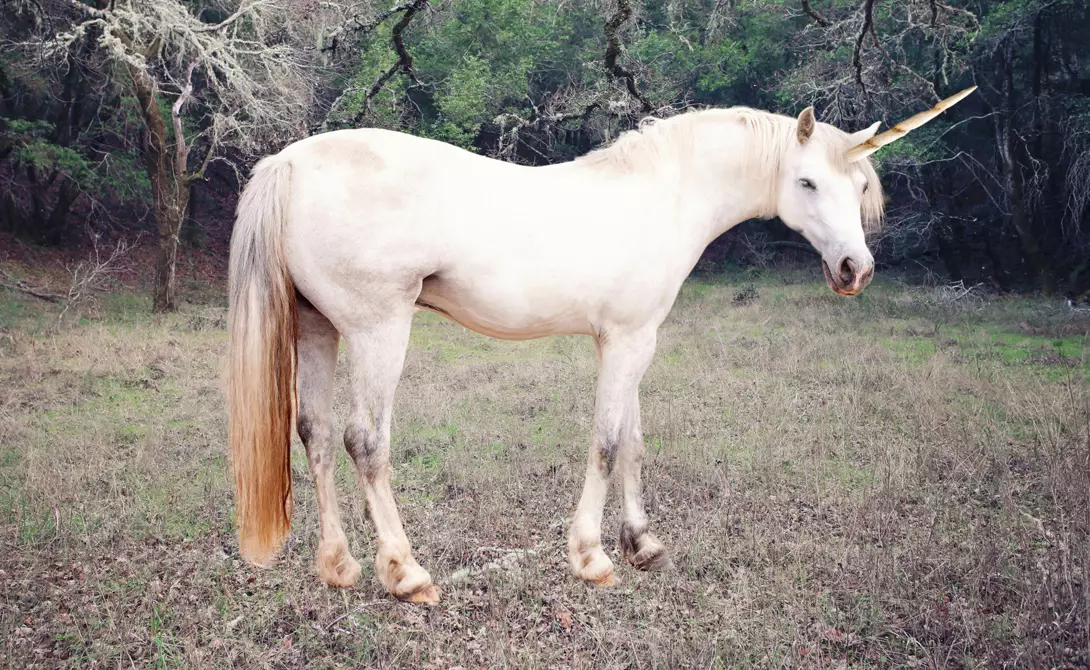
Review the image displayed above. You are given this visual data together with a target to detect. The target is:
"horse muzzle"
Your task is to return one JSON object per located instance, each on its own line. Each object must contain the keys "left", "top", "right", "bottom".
{"left": 822, "top": 255, "right": 873, "bottom": 296}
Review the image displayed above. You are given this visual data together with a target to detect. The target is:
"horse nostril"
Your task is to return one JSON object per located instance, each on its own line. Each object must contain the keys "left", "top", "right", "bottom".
{"left": 839, "top": 257, "right": 856, "bottom": 283}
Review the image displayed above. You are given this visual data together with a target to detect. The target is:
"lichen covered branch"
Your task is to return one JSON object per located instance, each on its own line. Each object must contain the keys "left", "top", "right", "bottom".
{"left": 603, "top": 0, "right": 652, "bottom": 113}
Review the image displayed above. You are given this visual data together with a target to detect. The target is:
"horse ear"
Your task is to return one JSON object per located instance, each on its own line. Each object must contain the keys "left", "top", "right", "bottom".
{"left": 797, "top": 107, "right": 816, "bottom": 144}
{"left": 847, "top": 121, "right": 882, "bottom": 147}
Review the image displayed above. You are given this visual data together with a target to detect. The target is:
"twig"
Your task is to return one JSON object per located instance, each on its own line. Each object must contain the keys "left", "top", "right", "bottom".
{"left": 325, "top": 601, "right": 385, "bottom": 630}
{"left": 0, "top": 269, "right": 63, "bottom": 303}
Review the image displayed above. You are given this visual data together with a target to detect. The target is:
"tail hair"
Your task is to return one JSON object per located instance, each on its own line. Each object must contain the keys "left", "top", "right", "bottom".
{"left": 226, "top": 155, "right": 297, "bottom": 565}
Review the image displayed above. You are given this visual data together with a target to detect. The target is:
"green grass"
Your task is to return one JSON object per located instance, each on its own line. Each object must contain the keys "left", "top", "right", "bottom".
{"left": 1, "top": 273, "right": 1088, "bottom": 668}
{"left": 0, "top": 290, "right": 54, "bottom": 334}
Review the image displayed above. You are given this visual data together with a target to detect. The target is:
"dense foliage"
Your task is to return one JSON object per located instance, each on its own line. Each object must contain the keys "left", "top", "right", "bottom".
{"left": 2, "top": 0, "right": 1089, "bottom": 300}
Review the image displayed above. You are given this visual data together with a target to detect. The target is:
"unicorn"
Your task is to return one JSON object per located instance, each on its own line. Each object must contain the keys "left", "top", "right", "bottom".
{"left": 226, "top": 87, "right": 976, "bottom": 603}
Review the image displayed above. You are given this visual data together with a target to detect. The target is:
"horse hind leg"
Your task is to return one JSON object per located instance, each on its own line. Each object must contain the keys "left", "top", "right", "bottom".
{"left": 297, "top": 299, "right": 362, "bottom": 587}
{"left": 342, "top": 303, "right": 438, "bottom": 604}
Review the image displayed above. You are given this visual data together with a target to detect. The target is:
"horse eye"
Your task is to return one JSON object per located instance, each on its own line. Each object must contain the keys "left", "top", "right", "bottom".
{"left": 863, "top": 182, "right": 870, "bottom": 195}
{"left": 799, "top": 178, "right": 816, "bottom": 191}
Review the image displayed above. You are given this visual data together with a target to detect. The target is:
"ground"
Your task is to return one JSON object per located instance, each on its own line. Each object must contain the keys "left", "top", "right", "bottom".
{"left": 0, "top": 265, "right": 1087, "bottom": 669}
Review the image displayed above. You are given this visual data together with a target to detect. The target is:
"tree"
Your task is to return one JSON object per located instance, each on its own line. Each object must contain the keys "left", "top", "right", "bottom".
{"left": 1, "top": 2, "right": 149, "bottom": 245}
{"left": 44, "top": 0, "right": 312, "bottom": 311}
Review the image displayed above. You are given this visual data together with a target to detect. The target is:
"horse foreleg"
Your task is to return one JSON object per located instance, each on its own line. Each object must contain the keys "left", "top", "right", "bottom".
{"left": 298, "top": 303, "right": 361, "bottom": 588}
{"left": 343, "top": 310, "right": 439, "bottom": 604}
{"left": 568, "top": 327, "right": 657, "bottom": 586}
{"left": 617, "top": 392, "right": 672, "bottom": 571}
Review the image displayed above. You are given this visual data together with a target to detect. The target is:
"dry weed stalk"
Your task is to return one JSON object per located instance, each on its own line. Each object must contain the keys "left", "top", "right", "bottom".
{"left": 55, "top": 234, "right": 136, "bottom": 328}
{"left": 932, "top": 279, "right": 985, "bottom": 304}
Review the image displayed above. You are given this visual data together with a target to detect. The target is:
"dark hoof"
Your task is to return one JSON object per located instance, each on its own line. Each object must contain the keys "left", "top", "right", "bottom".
{"left": 620, "top": 524, "right": 672, "bottom": 571}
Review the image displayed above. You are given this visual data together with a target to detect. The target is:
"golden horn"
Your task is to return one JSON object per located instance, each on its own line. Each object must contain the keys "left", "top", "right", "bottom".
{"left": 846, "top": 85, "right": 977, "bottom": 162}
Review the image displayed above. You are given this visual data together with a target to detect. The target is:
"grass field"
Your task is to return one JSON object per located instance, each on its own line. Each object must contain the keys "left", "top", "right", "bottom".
{"left": 1, "top": 269, "right": 1088, "bottom": 668}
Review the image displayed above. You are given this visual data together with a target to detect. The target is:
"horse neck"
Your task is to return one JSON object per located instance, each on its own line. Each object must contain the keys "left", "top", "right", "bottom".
{"left": 560, "top": 115, "right": 783, "bottom": 260}
{"left": 674, "top": 118, "right": 782, "bottom": 250}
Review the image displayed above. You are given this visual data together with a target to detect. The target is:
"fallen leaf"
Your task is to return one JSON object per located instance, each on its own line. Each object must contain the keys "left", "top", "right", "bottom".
{"left": 556, "top": 610, "right": 573, "bottom": 630}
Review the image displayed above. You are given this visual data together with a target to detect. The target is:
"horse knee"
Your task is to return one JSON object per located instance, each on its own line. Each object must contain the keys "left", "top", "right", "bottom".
{"left": 595, "top": 426, "right": 642, "bottom": 476}
{"left": 595, "top": 429, "right": 621, "bottom": 476}
{"left": 344, "top": 421, "right": 387, "bottom": 480}
{"left": 298, "top": 414, "right": 333, "bottom": 463}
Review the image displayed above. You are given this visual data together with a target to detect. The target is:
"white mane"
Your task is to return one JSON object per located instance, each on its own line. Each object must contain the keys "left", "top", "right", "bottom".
{"left": 577, "top": 107, "right": 885, "bottom": 229}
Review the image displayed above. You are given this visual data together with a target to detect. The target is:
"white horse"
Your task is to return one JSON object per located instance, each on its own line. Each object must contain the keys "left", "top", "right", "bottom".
{"left": 227, "top": 90, "right": 974, "bottom": 604}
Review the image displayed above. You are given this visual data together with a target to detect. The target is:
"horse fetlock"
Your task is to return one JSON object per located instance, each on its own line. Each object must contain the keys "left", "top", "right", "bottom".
{"left": 567, "top": 537, "right": 617, "bottom": 586}
{"left": 317, "top": 538, "right": 361, "bottom": 588}
{"left": 620, "top": 523, "right": 672, "bottom": 571}
{"left": 375, "top": 546, "right": 439, "bottom": 604}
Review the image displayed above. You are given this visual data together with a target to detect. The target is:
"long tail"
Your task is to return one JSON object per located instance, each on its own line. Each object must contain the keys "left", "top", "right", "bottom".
{"left": 226, "top": 155, "right": 297, "bottom": 566}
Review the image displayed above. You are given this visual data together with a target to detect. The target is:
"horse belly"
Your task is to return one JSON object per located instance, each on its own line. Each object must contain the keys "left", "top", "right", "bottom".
{"left": 416, "top": 270, "right": 596, "bottom": 340}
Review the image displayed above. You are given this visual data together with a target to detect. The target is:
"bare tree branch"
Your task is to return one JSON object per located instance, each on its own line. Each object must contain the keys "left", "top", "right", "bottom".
{"left": 853, "top": 0, "right": 876, "bottom": 95}
{"left": 493, "top": 94, "right": 602, "bottom": 161}
{"left": 603, "top": 0, "right": 652, "bottom": 114}
{"left": 192, "top": 1, "right": 257, "bottom": 33}
{"left": 801, "top": 0, "right": 831, "bottom": 27}
{"left": 390, "top": 0, "right": 424, "bottom": 88}
{"left": 319, "top": 1, "right": 420, "bottom": 58}
{"left": 55, "top": 234, "right": 138, "bottom": 327}
{"left": 352, "top": 0, "right": 428, "bottom": 125}
{"left": 172, "top": 61, "right": 197, "bottom": 181}
{"left": 0, "top": 268, "right": 63, "bottom": 302}
{"left": 61, "top": 0, "right": 108, "bottom": 21}
{"left": 187, "top": 128, "right": 219, "bottom": 183}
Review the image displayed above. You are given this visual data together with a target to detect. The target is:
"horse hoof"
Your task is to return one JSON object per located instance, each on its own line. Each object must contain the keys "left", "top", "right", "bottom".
{"left": 620, "top": 525, "right": 672, "bottom": 572}
{"left": 591, "top": 568, "right": 618, "bottom": 587}
{"left": 569, "top": 542, "right": 617, "bottom": 586}
{"left": 377, "top": 550, "right": 438, "bottom": 604}
{"left": 318, "top": 540, "right": 362, "bottom": 588}
{"left": 401, "top": 583, "right": 441, "bottom": 605}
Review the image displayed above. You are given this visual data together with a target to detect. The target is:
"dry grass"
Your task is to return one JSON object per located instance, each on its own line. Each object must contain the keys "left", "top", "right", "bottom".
{"left": 0, "top": 270, "right": 1087, "bottom": 668}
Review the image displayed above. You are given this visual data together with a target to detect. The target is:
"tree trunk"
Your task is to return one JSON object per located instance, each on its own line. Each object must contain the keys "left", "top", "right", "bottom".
{"left": 128, "top": 63, "right": 186, "bottom": 312}
{"left": 935, "top": 231, "right": 962, "bottom": 282}
{"left": 26, "top": 164, "right": 48, "bottom": 239}
{"left": 0, "top": 188, "right": 18, "bottom": 234}
{"left": 996, "top": 43, "right": 1055, "bottom": 295}
{"left": 983, "top": 231, "right": 1013, "bottom": 292}
{"left": 41, "top": 177, "right": 81, "bottom": 246}
{"left": 153, "top": 192, "right": 188, "bottom": 311}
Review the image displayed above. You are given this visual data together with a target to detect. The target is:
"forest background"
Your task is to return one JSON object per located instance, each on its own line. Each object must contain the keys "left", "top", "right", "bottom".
{"left": 1, "top": 0, "right": 1088, "bottom": 308}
